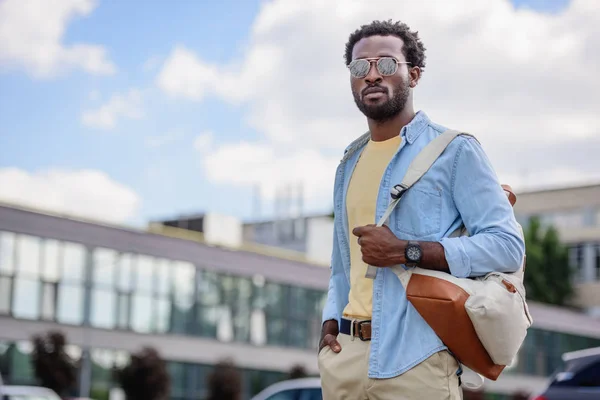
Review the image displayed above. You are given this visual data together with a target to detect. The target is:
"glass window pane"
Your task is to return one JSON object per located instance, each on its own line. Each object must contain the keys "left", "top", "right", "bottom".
{"left": 289, "top": 319, "right": 308, "bottom": 348}
{"left": 290, "top": 287, "right": 307, "bottom": 318}
{"left": 17, "top": 235, "right": 41, "bottom": 278}
{"left": 42, "top": 239, "right": 60, "bottom": 282}
{"left": 216, "top": 306, "right": 234, "bottom": 342}
{"left": 198, "top": 271, "right": 221, "bottom": 305}
{"left": 117, "top": 294, "right": 130, "bottom": 329}
{"left": 12, "top": 278, "right": 40, "bottom": 319}
{"left": 11, "top": 341, "right": 35, "bottom": 385}
{"left": 250, "top": 309, "right": 267, "bottom": 345}
{"left": 135, "top": 255, "right": 154, "bottom": 293}
{"left": 62, "top": 242, "right": 86, "bottom": 283}
{"left": 0, "top": 231, "right": 16, "bottom": 275}
{"left": 93, "top": 248, "right": 116, "bottom": 288}
{"left": 233, "top": 278, "right": 252, "bottom": 342}
{"left": 155, "top": 298, "right": 171, "bottom": 333}
{"left": 91, "top": 289, "right": 116, "bottom": 329}
{"left": 156, "top": 258, "right": 170, "bottom": 296}
{"left": 173, "top": 261, "right": 195, "bottom": 306}
{"left": 0, "top": 276, "right": 12, "bottom": 314}
{"left": 57, "top": 285, "right": 84, "bottom": 325}
{"left": 267, "top": 318, "right": 286, "bottom": 346}
{"left": 117, "top": 253, "right": 133, "bottom": 292}
{"left": 265, "top": 283, "right": 287, "bottom": 316}
{"left": 131, "top": 295, "right": 152, "bottom": 333}
{"left": 41, "top": 282, "right": 56, "bottom": 320}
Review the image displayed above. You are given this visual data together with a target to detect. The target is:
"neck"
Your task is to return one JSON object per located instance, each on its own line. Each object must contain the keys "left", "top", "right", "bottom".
{"left": 368, "top": 104, "right": 416, "bottom": 142}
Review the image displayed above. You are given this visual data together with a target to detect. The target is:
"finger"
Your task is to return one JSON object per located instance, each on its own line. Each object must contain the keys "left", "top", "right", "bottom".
{"left": 323, "top": 334, "right": 342, "bottom": 352}
{"left": 352, "top": 226, "right": 365, "bottom": 237}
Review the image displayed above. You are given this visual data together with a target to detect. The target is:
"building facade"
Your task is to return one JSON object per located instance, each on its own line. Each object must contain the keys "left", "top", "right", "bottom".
{"left": 0, "top": 204, "right": 328, "bottom": 400}
{"left": 1, "top": 202, "right": 600, "bottom": 400}
{"left": 513, "top": 183, "right": 600, "bottom": 316}
{"left": 242, "top": 215, "right": 334, "bottom": 265}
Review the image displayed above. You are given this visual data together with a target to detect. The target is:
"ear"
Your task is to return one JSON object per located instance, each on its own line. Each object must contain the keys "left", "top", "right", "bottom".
{"left": 409, "top": 66, "right": 422, "bottom": 88}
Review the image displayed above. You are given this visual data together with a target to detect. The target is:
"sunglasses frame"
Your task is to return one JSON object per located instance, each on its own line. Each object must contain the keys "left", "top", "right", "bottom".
{"left": 348, "top": 57, "right": 412, "bottom": 78}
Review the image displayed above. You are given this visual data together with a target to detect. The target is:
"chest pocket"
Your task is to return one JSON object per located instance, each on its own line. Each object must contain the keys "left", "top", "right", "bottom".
{"left": 394, "top": 186, "right": 442, "bottom": 237}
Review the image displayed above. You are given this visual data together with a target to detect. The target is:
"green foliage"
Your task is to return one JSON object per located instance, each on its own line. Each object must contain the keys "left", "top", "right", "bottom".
{"left": 31, "top": 331, "right": 77, "bottom": 397}
{"left": 523, "top": 217, "right": 574, "bottom": 306}
{"left": 114, "top": 347, "right": 170, "bottom": 400}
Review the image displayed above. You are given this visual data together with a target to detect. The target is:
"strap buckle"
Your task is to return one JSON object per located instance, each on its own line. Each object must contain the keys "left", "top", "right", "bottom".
{"left": 356, "top": 320, "right": 371, "bottom": 341}
{"left": 390, "top": 184, "right": 408, "bottom": 200}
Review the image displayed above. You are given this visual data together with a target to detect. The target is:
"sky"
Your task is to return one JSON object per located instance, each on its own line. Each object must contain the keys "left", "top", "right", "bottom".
{"left": 0, "top": 0, "right": 598, "bottom": 227}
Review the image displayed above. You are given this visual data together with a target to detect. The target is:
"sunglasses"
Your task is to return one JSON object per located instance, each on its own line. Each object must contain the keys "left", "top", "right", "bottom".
{"left": 347, "top": 57, "right": 411, "bottom": 79}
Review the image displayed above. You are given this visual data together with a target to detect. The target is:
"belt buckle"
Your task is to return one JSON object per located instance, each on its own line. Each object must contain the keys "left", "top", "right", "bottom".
{"left": 356, "top": 320, "right": 370, "bottom": 341}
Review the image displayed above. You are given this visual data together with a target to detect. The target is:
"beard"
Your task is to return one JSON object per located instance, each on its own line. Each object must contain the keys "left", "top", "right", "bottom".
{"left": 352, "top": 80, "right": 411, "bottom": 122}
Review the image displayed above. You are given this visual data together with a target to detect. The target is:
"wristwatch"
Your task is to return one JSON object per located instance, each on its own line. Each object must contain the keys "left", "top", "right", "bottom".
{"left": 405, "top": 241, "right": 422, "bottom": 267}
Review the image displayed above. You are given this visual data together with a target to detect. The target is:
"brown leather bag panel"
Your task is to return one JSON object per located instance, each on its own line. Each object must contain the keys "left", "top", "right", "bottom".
{"left": 406, "top": 274, "right": 505, "bottom": 380}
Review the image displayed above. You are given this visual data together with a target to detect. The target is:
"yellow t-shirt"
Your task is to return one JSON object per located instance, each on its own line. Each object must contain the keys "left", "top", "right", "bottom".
{"left": 342, "top": 134, "right": 402, "bottom": 319}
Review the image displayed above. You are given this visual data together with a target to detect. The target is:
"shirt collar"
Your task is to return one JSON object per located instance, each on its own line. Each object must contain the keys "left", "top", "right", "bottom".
{"left": 401, "top": 110, "right": 430, "bottom": 144}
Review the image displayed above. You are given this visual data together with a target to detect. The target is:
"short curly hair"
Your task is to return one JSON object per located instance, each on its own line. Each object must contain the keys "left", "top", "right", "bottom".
{"left": 344, "top": 19, "right": 427, "bottom": 72}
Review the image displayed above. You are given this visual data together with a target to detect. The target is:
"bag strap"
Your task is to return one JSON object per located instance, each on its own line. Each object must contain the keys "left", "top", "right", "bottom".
{"left": 365, "top": 130, "right": 472, "bottom": 278}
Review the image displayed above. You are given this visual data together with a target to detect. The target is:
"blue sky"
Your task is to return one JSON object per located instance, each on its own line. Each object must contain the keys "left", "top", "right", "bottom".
{"left": 2, "top": 0, "right": 595, "bottom": 227}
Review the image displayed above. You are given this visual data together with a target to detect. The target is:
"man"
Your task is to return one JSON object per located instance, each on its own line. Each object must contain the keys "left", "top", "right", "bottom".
{"left": 318, "top": 20, "right": 525, "bottom": 400}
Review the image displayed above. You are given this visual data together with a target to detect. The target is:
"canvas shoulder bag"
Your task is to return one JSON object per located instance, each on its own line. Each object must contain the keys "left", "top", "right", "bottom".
{"left": 365, "top": 130, "right": 532, "bottom": 383}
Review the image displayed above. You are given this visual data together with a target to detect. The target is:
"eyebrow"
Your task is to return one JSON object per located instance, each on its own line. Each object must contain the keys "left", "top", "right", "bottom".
{"left": 354, "top": 53, "right": 399, "bottom": 60}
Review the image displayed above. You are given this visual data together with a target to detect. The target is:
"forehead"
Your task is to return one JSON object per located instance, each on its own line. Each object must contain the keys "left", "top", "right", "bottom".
{"left": 352, "top": 35, "right": 405, "bottom": 60}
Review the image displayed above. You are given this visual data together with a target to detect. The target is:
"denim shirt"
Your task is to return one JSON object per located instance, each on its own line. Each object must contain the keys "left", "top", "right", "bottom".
{"left": 321, "top": 111, "right": 525, "bottom": 379}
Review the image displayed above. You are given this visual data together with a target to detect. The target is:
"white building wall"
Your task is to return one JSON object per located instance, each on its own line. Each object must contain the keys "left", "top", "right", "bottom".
{"left": 203, "top": 213, "right": 243, "bottom": 247}
{"left": 306, "top": 217, "right": 334, "bottom": 265}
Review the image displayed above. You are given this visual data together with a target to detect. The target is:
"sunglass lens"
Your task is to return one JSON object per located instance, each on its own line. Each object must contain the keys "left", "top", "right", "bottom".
{"left": 349, "top": 59, "right": 370, "bottom": 78}
{"left": 377, "top": 57, "right": 398, "bottom": 75}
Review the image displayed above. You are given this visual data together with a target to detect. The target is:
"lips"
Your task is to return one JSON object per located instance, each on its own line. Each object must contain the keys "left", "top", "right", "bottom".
{"left": 362, "top": 86, "right": 387, "bottom": 97}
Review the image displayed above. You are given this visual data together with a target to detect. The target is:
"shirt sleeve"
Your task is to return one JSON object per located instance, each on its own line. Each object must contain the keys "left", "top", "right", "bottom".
{"left": 322, "top": 266, "right": 339, "bottom": 324}
{"left": 439, "top": 137, "right": 525, "bottom": 278}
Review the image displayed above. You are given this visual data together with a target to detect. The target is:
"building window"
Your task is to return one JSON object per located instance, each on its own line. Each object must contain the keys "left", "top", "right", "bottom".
{"left": 0, "top": 232, "right": 16, "bottom": 316}
{"left": 57, "top": 242, "right": 86, "bottom": 325}
{"left": 569, "top": 245, "right": 585, "bottom": 282}
{"left": 595, "top": 244, "right": 600, "bottom": 281}
{"left": 196, "top": 270, "right": 223, "bottom": 338}
{"left": 0, "top": 276, "right": 11, "bottom": 314}
{"left": 170, "top": 261, "right": 195, "bottom": 335}
{"left": 264, "top": 283, "right": 288, "bottom": 346}
{"left": 91, "top": 248, "right": 117, "bottom": 329}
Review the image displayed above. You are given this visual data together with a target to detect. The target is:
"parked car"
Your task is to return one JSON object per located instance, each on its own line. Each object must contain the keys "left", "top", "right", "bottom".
{"left": 0, "top": 385, "right": 62, "bottom": 400}
{"left": 251, "top": 377, "right": 322, "bottom": 400}
{"left": 531, "top": 346, "right": 600, "bottom": 400}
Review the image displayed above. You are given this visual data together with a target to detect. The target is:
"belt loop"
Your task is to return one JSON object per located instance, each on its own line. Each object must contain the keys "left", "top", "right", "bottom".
{"left": 350, "top": 319, "right": 356, "bottom": 341}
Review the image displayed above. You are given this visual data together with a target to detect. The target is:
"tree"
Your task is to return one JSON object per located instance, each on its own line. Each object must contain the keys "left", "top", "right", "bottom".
{"left": 523, "top": 216, "right": 574, "bottom": 306}
{"left": 288, "top": 364, "right": 308, "bottom": 379}
{"left": 114, "top": 347, "right": 170, "bottom": 400}
{"left": 206, "top": 359, "right": 242, "bottom": 400}
{"left": 31, "top": 330, "right": 77, "bottom": 398}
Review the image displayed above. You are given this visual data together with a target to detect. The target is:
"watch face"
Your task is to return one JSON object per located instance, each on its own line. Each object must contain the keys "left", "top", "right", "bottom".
{"left": 406, "top": 245, "right": 421, "bottom": 262}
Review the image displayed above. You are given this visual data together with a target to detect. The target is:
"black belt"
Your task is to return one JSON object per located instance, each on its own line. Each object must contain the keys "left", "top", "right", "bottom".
{"left": 340, "top": 318, "right": 372, "bottom": 341}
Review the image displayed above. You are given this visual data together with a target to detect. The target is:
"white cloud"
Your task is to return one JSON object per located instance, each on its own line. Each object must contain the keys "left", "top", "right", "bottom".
{"left": 88, "top": 89, "right": 101, "bottom": 101}
{"left": 145, "top": 131, "right": 183, "bottom": 148}
{"left": 193, "top": 131, "right": 214, "bottom": 153}
{"left": 156, "top": 47, "right": 219, "bottom": 101}
{"left": 0, "top": 0, "right": 116, "bottom": 78}
{"left": 81, "top": 89, "right": 144, "bottom": 129}
{"left": 143, "top": 55, "right": 163, "bottom": 73}
{"left": 158, "top": 0, "right": 600, "bottom": 207}
{"left": 0, "top": 168, "right": 140, "bottom": 223}
{"left": 202, "top": 142, "right": 338, "bottom": 202}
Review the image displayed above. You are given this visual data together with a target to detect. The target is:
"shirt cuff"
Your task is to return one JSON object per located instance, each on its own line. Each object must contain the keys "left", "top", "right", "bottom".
{"left": 439, "top": 237, "right": 471, "bottom": 278}
{"left": 322, "top": 303, "right": 338, "bottom": 325}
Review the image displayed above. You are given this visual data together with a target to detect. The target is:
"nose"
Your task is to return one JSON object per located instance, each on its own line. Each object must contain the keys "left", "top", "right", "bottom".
{"left": 365, "top": 60, "right": 382, "bottom": 85}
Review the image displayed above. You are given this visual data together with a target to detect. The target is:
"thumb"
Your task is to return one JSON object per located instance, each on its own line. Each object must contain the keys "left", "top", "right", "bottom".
{"left": 324, "top": 334, "right": 342, "bottom": 353}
